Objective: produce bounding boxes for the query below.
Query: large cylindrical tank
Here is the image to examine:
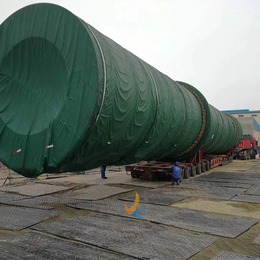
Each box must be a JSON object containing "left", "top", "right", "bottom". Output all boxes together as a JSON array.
[{"left": 0, "top": 4, "right": 242, "bottom": 177}]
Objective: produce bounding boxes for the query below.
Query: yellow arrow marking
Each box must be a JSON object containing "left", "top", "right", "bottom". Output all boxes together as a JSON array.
[{"left": 125, "top": 192, "right": 139, "bottom": 215}]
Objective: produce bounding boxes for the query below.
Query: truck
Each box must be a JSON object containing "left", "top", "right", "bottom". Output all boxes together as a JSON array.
[{"left": 234, "top": 135, "right": 258, "bottom": 160}]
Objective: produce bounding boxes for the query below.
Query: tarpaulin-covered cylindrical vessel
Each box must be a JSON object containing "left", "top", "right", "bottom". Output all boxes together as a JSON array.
[{"left": 0, "top": 3, "right": 242, "bottom": 177}]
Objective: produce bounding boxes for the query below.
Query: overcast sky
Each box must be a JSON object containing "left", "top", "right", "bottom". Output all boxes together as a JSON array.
[{"left": 1, "top": 0, "right": 260, "bottom": 110}]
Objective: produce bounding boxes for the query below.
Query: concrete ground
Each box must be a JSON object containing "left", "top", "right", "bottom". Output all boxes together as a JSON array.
[{"left": 0, "top": 162, "right": 260, "bottom": 259}]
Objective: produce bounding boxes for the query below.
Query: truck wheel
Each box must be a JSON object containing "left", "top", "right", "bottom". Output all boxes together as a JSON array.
[
  {"left": 205, "top": 161, "right": 210, "bottom": 171},
  {"left": 201, "top": 162, "right": 206, "bottom": 173},
  {"left": 196, "top": 164, "right": 201, "bottom": 174},
  {"left": 191, "top": 165, "right": 196, "bottom": 177},
  {"left": 184, "top": 168, "right": 190, "bottom": 179}
]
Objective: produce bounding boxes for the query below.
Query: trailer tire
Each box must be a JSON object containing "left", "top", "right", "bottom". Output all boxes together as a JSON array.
[
  {"left": 184, "top": 168, "right": 190, "bottom": 179},
  {"left": 221, "top": 159, "right": 227, "bottom": 166},
  {"left": 201, "top": 162, "right": 206, "bottom": 173},
  {"left": 205, "top": 161, "right": 210, "bottom": 171},
  {"left": 191, "top": 165, "right": 196, "bottom": 177},
  {"left": 196, "top": 164, "right": 201, "bottom": 175},
  {"left": 131, "top": 172, "right": 136, "bottom": 178}
]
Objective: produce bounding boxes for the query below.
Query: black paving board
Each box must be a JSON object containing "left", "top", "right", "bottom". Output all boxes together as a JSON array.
[
  {"left": 16, "top": 195, "right": 97, "bottom": 209},
  {"left": 66, "top": 200, "right": 258, "bottom": 238},
  {"left": 254, "top": 233, "right": 260, "bottom": 245},
  {"left": 0, "top": 193, "right": 53, "bottom": 209},
  {"left": 0, "top": 192, "right": 51, "bottom": 209},
  {"left": 246, "top": 185, "right": 260, "bottom": 196},
  {"left": 0, "top": 233, "right": 134, "bottom": 260},
  {"left": 231, "top": 195, "right": 260, "bottom": 204},
  {"left": 211, "top": 251, "right": 260, "bottom": 260},
  {"left": 0, "top": 183, "right": 72, "bottom": 197},
  {"left": 120, "top": 190, "right": 188, "bottom": 205},
  {"left": 194, "top": 177, "right": 257, "bottom": 185},
  {"left": 0, "top": 206, "right": 57, "bottom": 231},
  {"left": 156, "top": 186, "right": 245, "bottom": 201},
  {"left": 205, "top": 172, "right": 260, "bottom": 180},
  {"left": 33, "top": 213, "right": 217, "bottom": 260},
  {"left": 168, "top": 181, "right": 252, "bottom": 189},
  {"left": 0, "top": 191, "right": 29, "bottom": 202}
]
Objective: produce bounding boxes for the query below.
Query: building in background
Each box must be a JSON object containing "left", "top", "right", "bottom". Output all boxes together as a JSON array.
[{"left": 222, "top": 109, "right": 260, "bottom": 152}]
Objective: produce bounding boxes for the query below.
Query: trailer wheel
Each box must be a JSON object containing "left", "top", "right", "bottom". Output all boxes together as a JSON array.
[
  {"left": 181, "top": 169, "right": 185, "bottom": 179},
  {"left": 201, "top": 162, "right": 206, "bottom": 173},
  {"left": 184, "top": 167, "right": 190, "bottom": 179},
  {"left": 191, "top": 165, "right": 196, "bottom": 177},
  {"left": 205, "top": 161, "right": 210, "bottom": 171},
  {"left": 131, "top": 172, "right": 137, "bottom": 178},
  {"left": 221, "top": 159, "right": 227, "bottom": 165},
  {"left": 196, "top": 164, "right": 201, "bottom": 174}
]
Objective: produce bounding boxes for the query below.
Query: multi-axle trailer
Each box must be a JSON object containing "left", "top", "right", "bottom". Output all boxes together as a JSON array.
[{"left": 126, "top": 147, "right": 235, "bottom": 181}]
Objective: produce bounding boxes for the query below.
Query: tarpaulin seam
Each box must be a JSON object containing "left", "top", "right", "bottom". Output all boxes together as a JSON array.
[{"left": 83, "top": 24, "right": 107, "bottom": 126}]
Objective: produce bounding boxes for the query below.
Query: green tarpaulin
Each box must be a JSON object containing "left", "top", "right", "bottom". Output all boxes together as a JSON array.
[{"left": 0, "top": 3, "right": 242, "bottom": 177}]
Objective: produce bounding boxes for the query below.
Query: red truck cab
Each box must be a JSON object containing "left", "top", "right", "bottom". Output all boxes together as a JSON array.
[{"left": 234, "top": 135, "right": 258, "bottom": 160}]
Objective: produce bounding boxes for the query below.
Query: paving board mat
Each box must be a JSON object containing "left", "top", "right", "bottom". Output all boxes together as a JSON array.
[
  {"left": 204, "top": 172, "right": 260, "bottom": 179},
  {"left": 0, "top": 183, "right": 71, "bottom": 197},
  {"left": 120, "top": 190, "right": 188, "bottom": 205},
  {"left": 194, "top": 177, "right": 258, "bottom": 185},
  {"left": 167, "top": 181, "right": 252, "bottom": 189},
  {"left": 0, "top": 206, "right": 57, "bottom": 231},
  {"left": 246, "top": 185, "right": 260, "bottom": 196},
  {"left": 211, "top": 251, "right": 260, "bottom": 260},
  {"left": 56, "top": 185, "right": 134, "bottom": 200},
  {"left": 15, "top": 195, "right": 104, "bottom": 209},
  {"left": 231, "top": 195, "right": 260, "bottom": 204},
  {"left": 0, "top": 198, "right": 53, "bottom": 209},
  {"left": 0, "top": 232, "right": 134, "bottom": 260},
  {"left": 0, "top": 191, "right": 29, "bottom": 201},
  {"left": 254, "top": 233, "right": 260, "bottom": 245},
  {"left": 0, "top": 191, "right": 50, "bottom": 209},
  {"left": 154, "top": 187, "right": 245, "bottom": 201},
  {"left": 0, "top": 191, "right": 53, "bottom": 209},
  {"left": 124, "top": 179, "right": 168, "bottom": 188},
  {"left": 33, "top": 213, "right": 217, "bottom": 260},
  {"left": 66, "top": 200, "right": 257, "bottom": 238}
]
